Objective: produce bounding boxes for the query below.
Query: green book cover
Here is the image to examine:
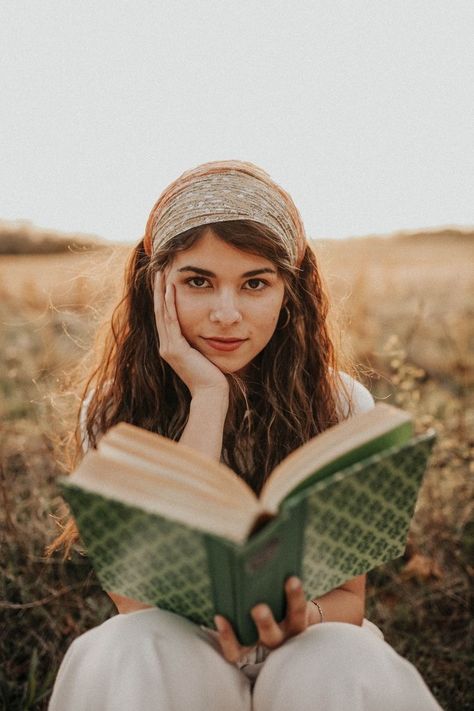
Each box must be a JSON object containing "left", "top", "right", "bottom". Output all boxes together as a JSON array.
[{"left": 58, "top": 427, "right": 436, "bottom": 646}]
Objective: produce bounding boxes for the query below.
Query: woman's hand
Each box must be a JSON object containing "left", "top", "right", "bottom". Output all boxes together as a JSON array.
[
  {"left": 214, "top": 576, "right": 310, "bottom": 664},
  {"left": 154, "top": 270, "right": 229, "bottom": 397}
]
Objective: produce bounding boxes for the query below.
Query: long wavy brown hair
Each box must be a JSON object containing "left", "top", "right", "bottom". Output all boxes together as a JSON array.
[{"left": 47, "top": 219, "right": 353, "bottom": 556}]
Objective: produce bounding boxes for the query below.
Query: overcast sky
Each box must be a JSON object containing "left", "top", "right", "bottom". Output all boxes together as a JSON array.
[{"left": 1, "top": 1, "right": 472, "bottom": 242}]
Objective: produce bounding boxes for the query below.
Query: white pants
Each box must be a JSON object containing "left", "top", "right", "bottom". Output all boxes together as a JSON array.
[{"left": 48, "top": 608, "right": 443, "bottom": 711}]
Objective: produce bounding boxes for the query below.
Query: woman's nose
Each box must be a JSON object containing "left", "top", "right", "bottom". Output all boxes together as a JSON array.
[{"left": 209, "top": 293, "right": 242, "bottom": 323}]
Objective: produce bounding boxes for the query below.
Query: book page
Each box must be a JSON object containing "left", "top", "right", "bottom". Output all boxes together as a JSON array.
[
  {"left": 106, "top": 423, "right": 258, "bottom": 505},
  {"left": 66, "top": 451, "right": 263, "bottom": 543},
  {"left": 66, "top": 422, "right": 266, "bottom": 543},
  {"left": 259, "top": 404, "right": 412, "bottom": 512}
]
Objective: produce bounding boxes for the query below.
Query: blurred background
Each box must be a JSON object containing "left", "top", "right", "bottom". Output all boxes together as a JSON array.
[{"left": 1, "top": 2, "right": 473, "bottom": 709}]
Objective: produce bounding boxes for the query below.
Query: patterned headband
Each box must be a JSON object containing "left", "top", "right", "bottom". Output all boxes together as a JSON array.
[{"left": 143, "top": 160, "right": 308, "bottom": 267}]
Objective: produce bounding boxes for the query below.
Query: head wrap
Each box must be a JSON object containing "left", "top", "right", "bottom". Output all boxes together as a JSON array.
[{"left": 143, "top": 160, "right": 308, "bottom": 267}]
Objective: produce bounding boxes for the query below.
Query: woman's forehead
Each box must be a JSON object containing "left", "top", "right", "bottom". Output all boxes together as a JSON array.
[{"left": 172, "top": 229, "right": 277, "bottom": 271}]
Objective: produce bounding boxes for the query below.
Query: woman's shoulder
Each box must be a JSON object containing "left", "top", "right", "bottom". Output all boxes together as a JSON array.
[{"left": 335, "top": 371, "right": 375, "bottom": 419}]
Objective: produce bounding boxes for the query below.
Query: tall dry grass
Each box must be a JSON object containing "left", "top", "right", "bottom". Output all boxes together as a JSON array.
[
  {"left": 0, "top": 219, "right": 106, "bottom": 254},
  {"left": 1, "top": 230, "right": 473, "bottom": 709}
]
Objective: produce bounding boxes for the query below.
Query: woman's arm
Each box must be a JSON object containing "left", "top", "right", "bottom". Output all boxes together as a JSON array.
[
  {"left": 214, "top": 573, "right": 367, "bottom": 663},
  {"left": 179, "top": 387, "right": 229, "bottom": 461},
  {"left": 214, "top": 377, "right": 372, "bottom": 660},
  {"left": 302, "top": 372, "right": 371, "bottom": 626},
  {"left": 108, "top": 387, "right": 229, "bottom": 614},
  {"left": 306, "top": 574, "right": 366, "bottom": 626}
]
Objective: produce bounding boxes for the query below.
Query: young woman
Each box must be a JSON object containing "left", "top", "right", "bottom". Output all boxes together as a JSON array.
[{"left": 48, "top": 160, "right": 442, "bottom": 710}]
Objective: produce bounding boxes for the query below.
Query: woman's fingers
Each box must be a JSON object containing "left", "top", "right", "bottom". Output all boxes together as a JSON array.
[
  {"left": 214, "top": 616, "right": 252, "bottom": 664},
  {"left": 154, "top": 269, "right": 182, "bottom": 354},
  {"left": 152, "top": 268, "right": 229, "bottom": 394},
  {"left": 250, "top": 577, "right": 307, "bottom": 648},
  {"left": 155, "top": 270, "right": 182, "bottom": 335},
  {"left": 282, "top": 576, "right": 308, "bottom": 635},
  {"left": 153, "top": 271, "right": 166, "bottom": 334},
  {"left": 164, "top": 276, "right": 182, "bottom": 331},
  {"left": 250, "top": 604, "right": 284, "bottom": 648},
  {"left": 215, "top": 577, "right": 308, "bottom": 663}
]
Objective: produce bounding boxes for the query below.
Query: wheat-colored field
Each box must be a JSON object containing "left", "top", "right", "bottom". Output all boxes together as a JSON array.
[
  {"left": 1, "top": 231, "right": 472, "bottom": 380},
  {"left": 1, "top": 229, "right": 473, "bottom": 710}
]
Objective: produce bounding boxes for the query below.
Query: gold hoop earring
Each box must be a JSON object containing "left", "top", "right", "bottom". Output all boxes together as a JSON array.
[{"left": 278, "top": 305, "right": 291, "bottom": 329}]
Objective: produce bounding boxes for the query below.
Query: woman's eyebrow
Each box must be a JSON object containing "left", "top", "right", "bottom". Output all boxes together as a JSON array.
[{"left": 176, "top": 266, "right": 277, "bottom": 278}]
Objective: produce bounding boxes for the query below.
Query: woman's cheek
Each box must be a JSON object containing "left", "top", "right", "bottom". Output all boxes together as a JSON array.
[
  {"left": 263, "top": 293, "right": 285, "bottom": 322},
  {"left": 174, "top": 291, "right": 198, "bottom": 325}
]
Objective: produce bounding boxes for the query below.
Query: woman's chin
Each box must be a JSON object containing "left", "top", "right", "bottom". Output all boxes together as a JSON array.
[{"left": 208, "top": 355, "right": 250, "bottom": 377}]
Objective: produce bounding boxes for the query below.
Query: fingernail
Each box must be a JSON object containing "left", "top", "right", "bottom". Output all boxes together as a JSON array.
[
  {"left": 214, "top": 615, "right": 224, "bottom": 631},
  {"left": 252, "top": 605, "right": 270, "bottom": 619},
  {"left": 289, "top": 577, "right": 301, "bottom": 591}
]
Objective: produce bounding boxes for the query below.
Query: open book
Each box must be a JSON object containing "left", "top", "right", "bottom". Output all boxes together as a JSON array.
[{"left": 59, "top": 403, "right": 436, "bottom": 645}]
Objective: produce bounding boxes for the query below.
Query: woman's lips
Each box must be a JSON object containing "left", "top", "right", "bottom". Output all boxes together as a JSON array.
[{"left": 203, "top": 338, "right": 247, "bottom": 352}]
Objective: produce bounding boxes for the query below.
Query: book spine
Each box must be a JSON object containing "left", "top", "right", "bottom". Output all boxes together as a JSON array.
[
  {"left": 205, "top": 498, "right": 308, "bottom": 646},
  {"left": 204, "top": 533, "right": 238, "bottom": 633}
]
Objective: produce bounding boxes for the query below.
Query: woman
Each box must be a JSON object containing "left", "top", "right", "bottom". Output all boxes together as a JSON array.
[{"left": 48, "top": 160, "right": 442, "bottom": 710}]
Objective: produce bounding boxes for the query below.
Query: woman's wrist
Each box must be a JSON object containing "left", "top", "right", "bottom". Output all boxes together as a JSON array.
[
  {"left": 310, "top": 599, "right": 324, "bottom": 623},
  {"left": 191, "top": 384, "right": 229, "bottom": 402},
  {"left": 306, "top": 599, "right": 324, "bottom": 626},
  {"left": 190, "top": 387, "right": 229, "bottom": 421},
  {"left": 180, "top": 387, "right": 229, "bottom": 462},
  {"left": 305, "top": 586, "right": 365, "bottom": 627}
]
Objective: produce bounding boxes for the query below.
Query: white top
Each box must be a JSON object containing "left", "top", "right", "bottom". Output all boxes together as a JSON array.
[
  {"left": 79, "top": 372, "right": 374, "bottom": 454},
  {"left": 336, "top": 371, "right": 375, "bottom": 418}
]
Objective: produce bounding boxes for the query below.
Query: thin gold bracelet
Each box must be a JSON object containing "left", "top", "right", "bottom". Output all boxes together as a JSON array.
[{"left": 311, "top": 599, "right": 324, "bottom": 623}]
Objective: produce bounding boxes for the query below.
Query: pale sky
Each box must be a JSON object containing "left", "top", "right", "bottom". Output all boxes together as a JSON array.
[{"left": 1, "top": 1, "right": 473, "bottom": 243}]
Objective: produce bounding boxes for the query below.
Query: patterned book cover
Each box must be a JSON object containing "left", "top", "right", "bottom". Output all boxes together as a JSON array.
[{"left": 59, "top": 429, "right": 436, "bottom": 645}]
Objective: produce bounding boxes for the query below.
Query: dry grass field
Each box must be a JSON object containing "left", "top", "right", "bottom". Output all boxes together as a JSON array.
[{"left": 1, "top": 228, "right": 473, "bottom": 709}]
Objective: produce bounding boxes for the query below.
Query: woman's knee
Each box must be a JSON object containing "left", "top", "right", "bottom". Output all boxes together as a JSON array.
[
  {"left": 50, "top": 609, "right": 253, "bottom": 711},
  {"left": 253, "top": 623, "right": 441, "bottom": 711},
  {"left": 72, "top": 608, "right": 228, "bottom": 671},
  {"left": 70, "top": 608, "right": 188, "bottom": 654},
  {"left": 254, "top": 624, "right": 377, "bottom": 698},
  {"left": 259, "top": 622, "right": 382, "bottom": 676}
]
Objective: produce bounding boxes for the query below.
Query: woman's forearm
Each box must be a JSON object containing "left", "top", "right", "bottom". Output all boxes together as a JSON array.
[
  {"left": 179, "top": 387, "right": 229, "bottom": 462},
  {"left": 109, "top": 387, "right": 230, "bottom": 614},
  {"left": 307, "top": 587, "right": 365, "bottom": 627}
]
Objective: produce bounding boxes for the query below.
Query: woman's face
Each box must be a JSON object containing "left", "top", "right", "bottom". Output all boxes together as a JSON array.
[{"left": 166, "top": 228, "right": 286, "bottom": 375}]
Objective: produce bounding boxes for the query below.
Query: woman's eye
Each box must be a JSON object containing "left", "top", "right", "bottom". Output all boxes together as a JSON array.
[
  {"left": 246, "top": 278, "right": 268, "bottom": 290},
  {"left": 186, "top": 277, "right": 208, "bottom": 288},
  {"left": 185, "top": 277, "right": 268, "bottom": 290}
]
